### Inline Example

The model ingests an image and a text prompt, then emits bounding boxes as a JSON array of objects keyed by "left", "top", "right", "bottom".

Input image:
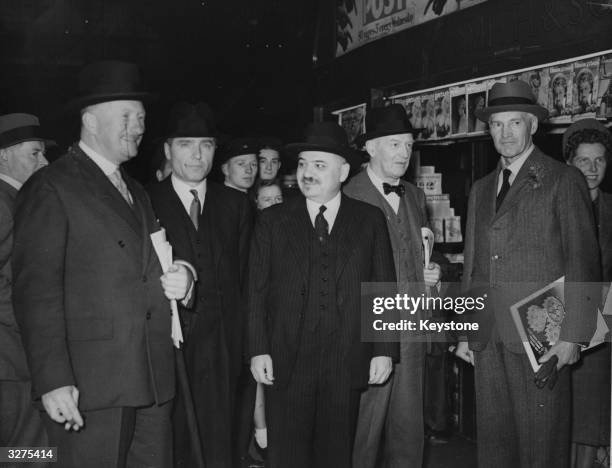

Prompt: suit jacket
[
  {"left": 462, "top": 147, "right": 601, "bottom": 352},
  {"left": 248, "top": 194, "right": 399, "bottom": 389},
  {"left": 598, "top": 191, "right": 612, "bottom": 282},
  {"left": 12, "top": 145, "right": 175, "bottom": 411},
  {"left": 147, "top": 178, "right": 252, "bottom": 377},
  {"left": 343, "top": 169, "right": 428, "bottom": 289},
  {"left": 0, "top": 179, "right": 30, "bottom": 381}
]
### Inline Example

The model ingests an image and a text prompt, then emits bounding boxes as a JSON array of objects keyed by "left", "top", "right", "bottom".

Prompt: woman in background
[{"left": 564, "top": 118, "right": 612, "bottom": 468}]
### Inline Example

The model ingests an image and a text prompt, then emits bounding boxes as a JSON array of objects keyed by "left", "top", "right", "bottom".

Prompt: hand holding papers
[{"left": 150, "top": 228, "right": 183, "bottom": 349}]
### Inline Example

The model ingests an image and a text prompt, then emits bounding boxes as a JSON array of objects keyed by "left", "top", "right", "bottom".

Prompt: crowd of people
[{"left": 0, "top": 61, "right": 610, "bottom": 468}]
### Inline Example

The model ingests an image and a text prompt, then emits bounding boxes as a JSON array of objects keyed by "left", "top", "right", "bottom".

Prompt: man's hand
[
  {"left": 160, "top": 262, "right": 192, "bottom": 300},
  {"left": 251, "top": 354, "right": 275, "bottom": 385},
  {"left": 41, "top": 386, "right": 84, "bottom": 431},
  {"left": 423, "top": 262, "right": 441, "bottom": 288},
  {"left": 454, "top": 341, "right": 474, "bottom": 366},
  {"left": 539, "top": 341, "right": 580, "bottom": 369},
  {"left": 368, "top": 356, "right": 393, "bottom": 385}
]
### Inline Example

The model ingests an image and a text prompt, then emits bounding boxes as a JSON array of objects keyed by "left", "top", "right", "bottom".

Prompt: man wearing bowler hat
[
  {"left": 0, "top": 113, "right": 49, "bottom": 449},
  {"left": 248, "top": 121, "right": 398, "bottom": 468},
  {"left": 12, "top": 61, "right": 193, "bottom": 467},
  {"left": 344, "top": 104, "right": 441, "bottom": 468},
  {"left": 455, "top": 80, "right": 600, "bottom": 467},
  {"left": 148, "top": 102, "right": 253, "bottom": 468}
]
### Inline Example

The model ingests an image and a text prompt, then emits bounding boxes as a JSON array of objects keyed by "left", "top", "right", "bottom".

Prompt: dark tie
[
  {"left": 382, "top": 182, "right": 405, "bottom": 196},
  {"left": 315, "top": 205, "right": 329, "bottom": 242},
  {"left": 189, "top": 189, "right": 200, "bottom": 230},
  {"left": 496, "top": 169, "right": 512, "bottom": 212}
]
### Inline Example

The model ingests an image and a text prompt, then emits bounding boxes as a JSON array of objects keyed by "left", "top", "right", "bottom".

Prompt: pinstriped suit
[
  {"left": 248, "top": 194, "right": 398, "bottom": 468},
  {"left": 462, "top": 147, "right": 601, "bottom": 467}
]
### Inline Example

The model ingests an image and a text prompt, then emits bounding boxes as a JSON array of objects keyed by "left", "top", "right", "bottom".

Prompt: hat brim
[
  {"left": 284, "top": 142, "right": 365, "bottom": 169},
  {"left": 64, "top": 91, "right": 157, "bottom": 114},
  {"left": 0, "top": 136, "right": 46, "bottom": 151},
  {"left": 475, "top": 104, "right": 549, "bottom": 122},
  {"left": 354, "top": 128, "right": 418, "bottom": 147}
]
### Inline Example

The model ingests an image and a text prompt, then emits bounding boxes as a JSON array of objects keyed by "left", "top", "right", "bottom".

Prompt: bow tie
[{"left": 382, "top": 182, "right": 405, "bottom": 196}]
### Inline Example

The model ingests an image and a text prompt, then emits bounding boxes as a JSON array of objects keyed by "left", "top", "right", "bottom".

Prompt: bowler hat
[
  {"left": 165, "top": 102, "right": 218, "bottom": 139},
  {"left": 217, "top": 138, "right": 260, "bottom": 166},
  {"left": 475, "top": 80, "right": 549, "bottom": 122},
  {"left": 562, "top": 118, "right": 611, "bottom": 161},
  {"left": 65, "top": 60, "right": 155, "bottom": 112},
  {"left": 0, "top": 113, "right": 46, "bottom": 150},
  {"left": 285, "top": 121, "right": 366, "bottom": 169},
  {"left": 355, "top": 104, "right": 415, "bottom": 146}
]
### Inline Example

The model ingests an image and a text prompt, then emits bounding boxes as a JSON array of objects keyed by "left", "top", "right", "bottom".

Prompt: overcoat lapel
[
  {"left": 284, "top": 197, "right": 311, "bottom": 282},
  {"left": 334, "top": 195, "right": 359, "bottom": 281},
  {"left": 202, "top": 185, "right": 228, "bottom": 272}
]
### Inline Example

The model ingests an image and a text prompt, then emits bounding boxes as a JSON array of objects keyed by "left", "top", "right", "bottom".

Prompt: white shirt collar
[
  {"left": 500, "top": 144, "right": 534, "bottom": 174},
  {"left": 366, "top": 164, "right": 401, "bottom": 214},
  {"left": 306, "top": 191, "right": 342, "bottom": 233},
  {"left": 0, "top": 173, "right": 22, "bottom": 190},
  {"left": 171, "top": 174, "right": 206, "bottom": 214},
  {"left": 224, "top": 181, "right": 247, "bottom": 193},
  {"left": 79, "top": 141, "right": 118, "bottom": 176}
]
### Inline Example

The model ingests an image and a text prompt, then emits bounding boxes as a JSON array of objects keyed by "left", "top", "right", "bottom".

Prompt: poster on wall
[
  {"left": 597, "top": 54, "right": 612, "bottom": 119},
  {"left": 450, "top": 85, "right": 467, "bottom": 136},
  {"left": 335, "top": 0, "right": 488, "bottom": 57},
  {"left": 572, "top": 59, "right": 600, "bottom": 118},
  {"left": 466, "top": 81, "right": 487, "bottom": 134},
  {"left": 519, "top": 68, "right": 550, "bottom": 111},
  {"left": 434, "top": 89, "right": 451, "bottom": 139},
  {"left": 333, "top": 104, "right": 366, "bottom": 146},
  {"left": 548, "top": 64, "right": 574, "bottom": 123},
  {"left": 420, "top": 93, "right": 436, "bottom": 140}
]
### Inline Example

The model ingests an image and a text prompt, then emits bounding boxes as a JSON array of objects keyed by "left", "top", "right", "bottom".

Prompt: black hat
[
  {"left": 258, "top": 136, "right": 283, "bottom": 153},
  {"left": 217, "top": 138, "right": 260, "bottom": 166},
  {"left": 165, "top": 102, "right": 218, "bottom": 139},
  {"left": 0, "top": 113, "right": 46, "bottom": 150},
  {"left": 285, "top": 121, "right": 366, "bottom": 170},
  {"left": 476, "top": 80, "right": 549, "bottom": 122},
  {"left": 355, "top": 104, "right": 415, "bottom": 146},
  {"left": 65, "top": 60, "right": 155, "bottom": 112}
]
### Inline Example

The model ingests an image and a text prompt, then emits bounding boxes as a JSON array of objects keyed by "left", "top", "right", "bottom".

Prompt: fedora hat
[
  {"left": 216, "top": 137, "right": 260, "bottom": 166},
  {"left": 355, "top": 104, "right": 415, "bottom": 146},
  {"left": 476, "top": 80, "right": 549, "bottom": 122},
  {"left": 65, "top": 60, "right": 155, "bottom": 112},
  {"left": 562, "top": 118, "right": 611, "bottom": 161},
  {"left": 0, "top": 113, "right": 46, "bottom": 150},
  {"left": 285, "top": 121, "right": 366, "bottom": 170},
  {"left": 165, "top": 102, "right": 218, "bottom": 140}
]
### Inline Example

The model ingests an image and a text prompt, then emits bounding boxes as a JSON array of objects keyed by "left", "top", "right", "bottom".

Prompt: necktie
[
  {"left": 382, "top": 182, "right": 405, "bottom": 196},
  {"left": 108, "top": 169, "right": 133, "bottom": 206},
  {"left": 315, "top": 205, "right": 329, "bottom": 243},
  {"left": 496, "top": 169, "right": 512, "bottom": 212},
  {"left": 189, "top": 189, "right": 200, "bottom": 230}
]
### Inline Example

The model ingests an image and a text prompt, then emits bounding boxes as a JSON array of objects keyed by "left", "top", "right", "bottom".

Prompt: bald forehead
[{"left": 488, "top": 111, "right": 535, "bottom": 123}]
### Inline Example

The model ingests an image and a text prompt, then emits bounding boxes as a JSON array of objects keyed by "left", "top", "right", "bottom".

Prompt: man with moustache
[
  {"left": 148, "top": 102, "right": 252, "bottom": 468},
  {"left": 0, "top": 113, "right": 49, "bottom": 450},
  {"left": 249, "top": 121, "right": 398, "bottom": 468},
  {"left": 344, "top": 104, "right": 441, "bottom": 468},
  {"left": 12, "top": 61, "right": 193, "bottom": 468},
  {"left": 220, "top": 138, "right": 259, "bottom": 193},
  {"left": 455, "top": 80, "right": 600, "bottom": 467}
]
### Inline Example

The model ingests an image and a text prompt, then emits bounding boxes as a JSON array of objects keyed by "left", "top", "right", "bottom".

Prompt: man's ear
[
  {"left": 221, "top": 163, "right": 229, "bottom": 177},
  {"left": 0, "top": 148, "right": 8, "bottom": 161},
  {"left": 82, "top": 111, "right": 97, "bottom": 134},
  {"left": 155, "top": 169, "right": 164, "bottom": 182},
  {"left": 339, "top": 162, "right": 350, "bottom": 183},
  {"left": 529, "top": 114, "right": 539, "bottom": 136},
  {"left": 365, "top": 140, "right": 376, "bottom": 158},
  {"left": 163, "top": 142, "right": 171, "bottom": 161}
]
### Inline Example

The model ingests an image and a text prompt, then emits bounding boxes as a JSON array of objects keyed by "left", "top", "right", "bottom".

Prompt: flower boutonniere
[{"left": 527, "top": 163, "right": 544, "bottom": 190}]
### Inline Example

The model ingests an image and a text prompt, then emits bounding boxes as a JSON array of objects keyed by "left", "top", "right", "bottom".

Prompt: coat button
[
  {"left": 142, "top": 275, "right": 147, "bottom": 282},
  {"left": 146, "top": 312, "right": 151, "bottom": 320}
]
